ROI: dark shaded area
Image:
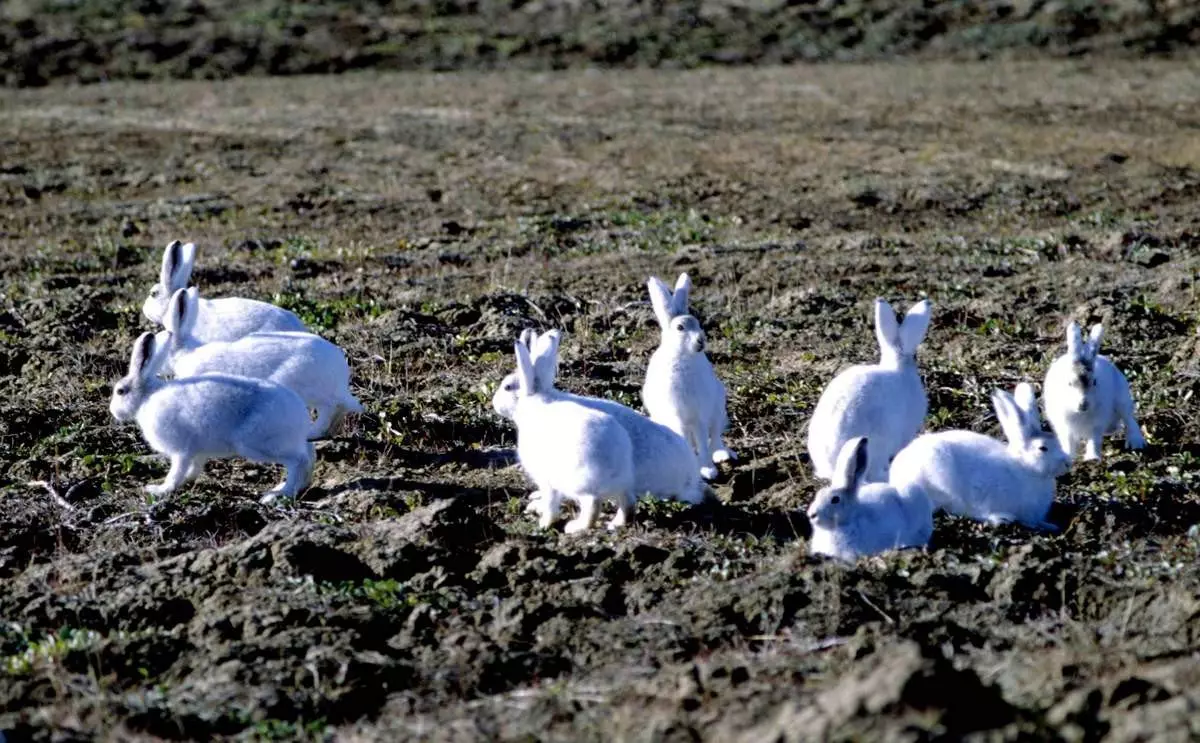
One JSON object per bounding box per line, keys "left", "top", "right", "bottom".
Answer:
{"left": 2, "top": 0, "right": 1199, "bottom": 88}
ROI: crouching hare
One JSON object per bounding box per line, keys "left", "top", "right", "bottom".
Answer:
{"left": 110, "top": 332, "right": 316, "bottom": 505}
{"left": 806, "top": 437, "right": 934, "bottom": 562}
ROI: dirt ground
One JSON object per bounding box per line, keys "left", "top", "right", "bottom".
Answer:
{"left": 1, "top": 59, "right": 1200, "bottom": 741}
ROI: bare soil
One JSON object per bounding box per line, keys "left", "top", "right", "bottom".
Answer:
{"left": 1, "top": 59, "right": 1200, "bottom": 741}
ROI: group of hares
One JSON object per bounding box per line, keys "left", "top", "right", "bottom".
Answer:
{"left": 110, "top": 240, "right": 1146, "bottom": 561}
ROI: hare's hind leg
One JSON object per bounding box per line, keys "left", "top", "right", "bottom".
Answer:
{"left": 692, "top": 425, "right": 718, "bottom": 481}
{"left": 261, "top": 450, "right": 313, "bottom": 505}
{"left": 1118, "top": 391, "right": 1146, "bottom": 450}
{"left": 526, "top": 490, "right": 562, "bottom": 529}
{"left": 311, "top": 403, "right": 337, "bottom": 438}
{"left": 607, "top": 490, "right": 636, "bottom": 530}
{"left": 710, "top": 414, "right": 735, "bottom": 465}
{"left": 184, "top": 456, "right": 208, "bottom": 481}
{"left": 564, "top": 495, "right": 598, "bottom": 534}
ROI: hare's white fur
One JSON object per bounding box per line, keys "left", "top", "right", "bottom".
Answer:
{"left": 494, "top": 332, "right": 636, "bottom": 534}
{"left": 641, "top": 273, "right": 734, "bottom": 480}
{"left": 806, "top": 437, "right": 933, "bottom": 562}
{"left": 143, "top": 240, "right": 306, "bottom": 343}
{"left": 889, "top": 383, "right": 1071, "bottom": 532}
{"left": 110, "top": 332, "right": 315, "bottom": 504}
{"left": 807, "top": 298, "right": 932, "bottom": 483}
{"left": 494, "top": 329, "right": 707, "bottom": 524}
{"left": 1043, "top": 321, "right": 1145, "bottom": 461}
{"left": 161, "top": 288, "right": 362, "bottom": 437}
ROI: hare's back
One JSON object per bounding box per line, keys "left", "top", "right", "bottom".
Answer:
{"left": 138, "top": 375, "right": 307, "bottom": 451}
{"left": 194, "top": 298, "right": 304, "bottom": 342}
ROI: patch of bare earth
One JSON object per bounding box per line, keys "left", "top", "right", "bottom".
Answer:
{"left": 1, "top": 60, "right": 1199, "bottom": 740}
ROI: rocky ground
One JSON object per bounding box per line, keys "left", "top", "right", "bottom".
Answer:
{"left": 1, "top": 58, "right": 1200, "bottom": 740}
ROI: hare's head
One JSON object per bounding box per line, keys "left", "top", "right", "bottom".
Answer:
{"left": 1062, "top": 321, "right": 1103, "bottom": 413}
{"left": 808, "top": 437, "right": 869, "bottom": 530}
{"left": 993, "top": 383, "right": 1072, "bottom": 478}
{"left": 143, "top": 240, "right": 196, "bottom": 324}
{"left": 648, "top": 273, "right": 707, "bottom": 355}
{"left": 664, "top": 314, "right": 707, "bottom": 355}
{"left": 110, "top": 332, "right": 160, "bottom": 422}
{"left": 492, "top": 328, "right": 561, "bottom": 418}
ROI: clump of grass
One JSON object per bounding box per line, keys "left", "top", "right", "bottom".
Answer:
{"left": 250, "top": 717, "right": 329, "bottom": 742}
{"left": 272, "top": 291, "right": 385, "bottom": 332}
{"left": 4, "top": 627, "right": 103, "bottom": 675}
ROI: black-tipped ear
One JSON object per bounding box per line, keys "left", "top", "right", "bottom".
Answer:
{"left": 161, "top": 240, "right": 183, "bottom": 285}
{"left": 174, "top": 289, "right": 188, "bottom": 329}
{"left": 851, "top": 437, "right": 869, "bottom": 483}
{"left": 132, "top": 331, "right": 157, "bottom": 375}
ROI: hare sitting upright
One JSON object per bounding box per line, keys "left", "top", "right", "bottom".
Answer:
{"left": 642, "top": 273, "right": 735, "bottom": 480}
{"left": 807, "top": 298, "right": 932, "bottom": 483}
{"left": 1043, "top": 321, "right": 1145, "bottom": 461}
{"left": 493, "top": 328, "right": 708, "bottom": 527}
{"left": 494, "top": 332, "right": 637, "bottom": 534}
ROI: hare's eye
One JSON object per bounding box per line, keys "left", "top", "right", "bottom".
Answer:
{"left": 150, "top": 287, "right": 160, "bottom": 297}
{"left": 830, "top": 495, "right": 841, "bottom": 504}
{"left": 504, "top": 382, "right": 517, "bottom": 392}
{"left": 676, "top": 324, "right": 686, "bottom": 333}
{"left": 1038, "top": 444, "right": 1048, "bottom": 452}
{"left": 115, "top": 387, "right": 127, "bottom": 396}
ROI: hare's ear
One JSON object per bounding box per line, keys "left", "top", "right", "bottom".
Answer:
{"left": 160, "top": 241, "right": 196, "bottom": 292}
{"left": 129, "top": 331, "right": 158, "bottom": 377}
{"left": 163, "top": 288, "right": 190, "bottom": 336}
{"left": 898, "top": 300, "right": 932, "bottom": 355}
{"left": 832, "top": 437, "right": 869, "bottom": 491}
{"left": 532, "top": 329, "right": 562, "bottom": 391}
{"left": 1065, "top": 321, "right": 1083, "bottom": 357}
{"left": 160, "top": 240, "right": 184, "bottom": 287}
{"left": 670, "top": 273, "right": 692, "bottom": 317}
{"left": 519, "top": 328, "right": 538, "bottom": 351}
{"left": 991, "top": 389, "right": 1026, "bottom": 445}
{"left": 168, "top": 241, "right": 196, "bottom": 290}
{"left": 181, "top": 287, "right": 201, "bottom": 336}
{"left": 874, "top": 298, "right": 901, "bottom": 354}
{"left": 1086, "top": 324, "right": 1104, "bottom": 357}
{"left": 647, "top": 276, "right": 675, "bottom": 329}
{"left": 1012, "top": 382, "right": 1042, "bottom": 435}
{"left": 514, "top": 341, "right": 535, "bottom": 396}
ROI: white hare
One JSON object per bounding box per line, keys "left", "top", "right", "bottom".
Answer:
{"left": 1043, "top": 321, "right": 1145, "bottom": 461}
{"left": 143, "top": 240, "right": 306, "bottom": 343}
{"left": 807, "top": 298, "right": 932, "bottom": 483}
{"left": 889, "top": 383, "right": 1071, "bottom": 532}
{"left": 642, "top": 273, "right": 734, "bottom": 480}
{"left": 806, "top": 437, "right": 934, "bottom": 562}
{"left": 159, "top": 288, "right": 362, "bottom": 437}
{"left": 493, "top": 328, "right": 707, "bottom": 526}
{"left": 494, "top": 333, "right": 636, "bottom": 534}
{"left": 109, "top": 332, "right": 316, "bottom": 504}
